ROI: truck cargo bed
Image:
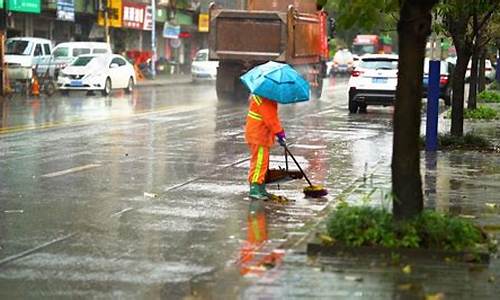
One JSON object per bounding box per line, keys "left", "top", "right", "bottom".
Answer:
{"left": 209, "top": 7, "right": 322, "bottom": 65}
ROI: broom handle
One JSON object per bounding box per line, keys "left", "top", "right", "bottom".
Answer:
{"left": 284, "top": 146, "right": 313, "bottom": 187}
{"left": 285, "top": 148, "right": 289, "bottom": 171}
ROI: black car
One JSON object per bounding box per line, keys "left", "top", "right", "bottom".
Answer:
{"left": 422, "top": 58, "right": 454, "bottom": 106}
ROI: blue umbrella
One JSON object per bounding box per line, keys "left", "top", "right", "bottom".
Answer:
{"left": 240, "top": 61, "right": 310, "bottom": 104}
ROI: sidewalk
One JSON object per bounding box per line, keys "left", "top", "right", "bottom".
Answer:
{"left": 135, "top": 74, "right": 192, "bottom": 87}
{"left": 242, "top": 118, "right": 500, "bottom": 299}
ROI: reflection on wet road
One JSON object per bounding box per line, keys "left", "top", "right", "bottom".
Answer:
{"left": 2, "top": 78, "right": 487, "bottom": 298}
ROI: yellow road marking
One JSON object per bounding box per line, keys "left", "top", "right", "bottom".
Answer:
{"left": 0, "top": 104, "right": 209, "bottom": 135}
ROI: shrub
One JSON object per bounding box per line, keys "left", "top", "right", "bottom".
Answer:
{"left": 326, "top": 205, "right": 491, "bottom": 253}
{"left": 463, "top": 106, "right": 497, "bottom": 120}
{"left": 478, "top": 90, "right": 500, "bottom": 103}
{"left": 421, "top": 133, "right": 493, "bottom": 151}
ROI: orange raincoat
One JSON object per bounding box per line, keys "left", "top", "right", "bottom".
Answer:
{"left": 245, "top": 95, "right": 283, "bottom": 184}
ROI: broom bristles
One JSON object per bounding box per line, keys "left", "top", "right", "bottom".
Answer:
{"left": 303, "top": 185, "right": 328, "bottom": 198}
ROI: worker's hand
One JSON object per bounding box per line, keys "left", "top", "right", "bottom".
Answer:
{"left": 276, "top": 130, "right": 286, "bottom": 147}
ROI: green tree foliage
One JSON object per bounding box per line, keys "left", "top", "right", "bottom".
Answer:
{"left": 435, "top": 0, "right": 499, "bottom": 136}
{"left": 324, "top": 0, "right": 438, "bottom": 220}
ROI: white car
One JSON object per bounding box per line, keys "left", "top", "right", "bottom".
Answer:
{"left": 191, "top": 49, "right": 218, "bottom": 82}
{"left": 330, "top": 49, "right": 355, "bottom": 76}
{"left": 347, "top": 54, "right": 399, "bottom": 113}
{"left": 58, "top": 54, "right": 136, "bottom": 96}
{"left": 466, "top": 59, "right": 496, "bottom": 83}
{"left": 5, "top": 37, "right": 52, "bottom": 81}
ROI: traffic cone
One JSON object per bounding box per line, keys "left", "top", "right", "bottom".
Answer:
{"left": 32, "top": 77, "right": 40, "bottom": 96}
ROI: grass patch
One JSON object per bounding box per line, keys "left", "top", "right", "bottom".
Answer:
{"left": 420, "top": 133, "right": 494, "bottom": 151}
{"left": 445, "top": 105, "right": 498, "bottom": 120}
{"left": 478, "top": 90, "right": 500, "bottom": 103}
{"left": 326, "top": 204, "right": 495, "bottom": 254}
{"left": 464, "top": 106, "right": 498, "bottom": 119}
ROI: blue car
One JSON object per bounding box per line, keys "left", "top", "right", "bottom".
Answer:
{"left": 422, "top": 58, "right": 454, "bottom": 106}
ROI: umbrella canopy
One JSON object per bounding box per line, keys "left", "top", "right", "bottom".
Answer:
{"left": 240, "top": 61, "right": 310, "bottom": 104}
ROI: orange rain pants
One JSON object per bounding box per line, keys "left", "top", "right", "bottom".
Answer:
{"left": 245, "top": 95, "right": 283, "bottom": 184}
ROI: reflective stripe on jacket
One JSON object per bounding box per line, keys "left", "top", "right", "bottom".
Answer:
{"left": 245, "top": 95, "right": 283, "bottom": 147}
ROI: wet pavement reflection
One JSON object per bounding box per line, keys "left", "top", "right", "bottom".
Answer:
{"left": 1, "top": 78, "right": 499, "bottom": 298}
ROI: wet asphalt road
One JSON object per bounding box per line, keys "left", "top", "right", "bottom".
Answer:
{"left": 0, "top": 78, "right": 432, "bottom": 298}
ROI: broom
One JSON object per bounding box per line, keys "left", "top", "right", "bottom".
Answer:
{"left": 283, "top": 145, "right": 328, "bottom": 198}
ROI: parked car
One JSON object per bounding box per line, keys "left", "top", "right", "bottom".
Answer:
{"left": 191, "top": 49, "right": 218, "bottom": 82}
{"left": 58, "top": 54, "right": 135, "bottom": 96}
{"left": 5, "top": 37, "right": 52, "bottom": 81}
{"left": 352, "top": 54, "right": 361, "bottom": 69}
{"left": 422, "top": 58, "right": 454, "bottom": 106}
{"left": 347, "top": 54, "right": 399, "bottom": 113}
{"left": 330, "top": 49, "right": 354, "bottom": 76}
{"left": 466, "top": 59, "right": 496, "bottom": 83}
{"left": 49, "top": 42, "right": 112, "bottom": 77}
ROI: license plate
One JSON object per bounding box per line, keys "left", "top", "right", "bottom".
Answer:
{"left": 70, "top": 80, "right": 82, "bottom": 86}
{"left": 372, "top": 77, "right": 388, "bottom": 84}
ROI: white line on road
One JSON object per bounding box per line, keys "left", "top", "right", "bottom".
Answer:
{"left": 41, "top": 164, "right": 101, "bottom": 178}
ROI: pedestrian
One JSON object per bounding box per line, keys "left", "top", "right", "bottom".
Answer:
{"left": 245, "top": 94, "right": 286, "bottom": 200}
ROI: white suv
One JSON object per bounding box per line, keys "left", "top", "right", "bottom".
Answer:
{"left": 347, "top": 54, "right": 399, "bottom": 113}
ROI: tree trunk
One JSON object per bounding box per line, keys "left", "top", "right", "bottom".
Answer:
{"left": 392, "top": 0, "right": 436, "bottom": 220}
{"left": 451, "top": 48, "right": 470, "bottom": 137}
{"left": 478, "top": 49, "right": 486, "bottom": 92}
{"left": 468, "top": 48, "right": 479, "bottom": 109}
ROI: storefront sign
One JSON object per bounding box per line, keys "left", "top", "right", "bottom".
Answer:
{"left": 57, "top": 0, "right": 75, "bottom": 22}
{"left": 143, "top": 5, "right": 153, "bottom": 31}
{"left": 97, "top": 0, "right": 122, "bottom": 28}
{"left": 163, "top": 22, "right": 180, "bottom": 39}
{"left": 198, "top": 13, "right": 209, "bottom": 32}
{"left": 7, "top": 0, "right": 41, "bottom": 13}
{"left": 122, "top": 1, "right": 145, "bottom": 29}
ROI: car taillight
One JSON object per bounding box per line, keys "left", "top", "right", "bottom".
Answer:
{"left": 486, "top": 68, "right": 492, "bottom": 71}
{"left": 351, "top": 70, "right": 363, "bottom": 77}
{"left": 439, "top": 75, "right": 448, "bottom": 85}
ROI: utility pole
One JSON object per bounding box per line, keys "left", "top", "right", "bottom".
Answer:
{"left": 104, "top": 0, "right": 110, "bottom": 44}
{"left": 0, "top": 1, "right": 6, "bottom": 97}
{"left": 151, "top": 0, "right": 156, "bottom": 79}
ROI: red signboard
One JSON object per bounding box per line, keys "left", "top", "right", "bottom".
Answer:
{"left": 122, "top": 1, "right": 146, "bottom": 29}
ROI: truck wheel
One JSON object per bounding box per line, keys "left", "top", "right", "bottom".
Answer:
{"left": 216, "top": 63, "right": 237, "bottom": 101}
{"left": 311, "top": 78, "right": 323, "bottom": 99}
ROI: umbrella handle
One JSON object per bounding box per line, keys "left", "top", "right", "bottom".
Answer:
{"left": 284, "top": 145, "right": 313, "bottom": 187}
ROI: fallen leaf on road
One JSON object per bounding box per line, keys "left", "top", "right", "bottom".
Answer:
{"left": 144, "top": 192, "right": 158, "bottom": 198}
{"left": 485, "top": 203, "right": 497, "bottom": 208}
{"left": 402, "top": 265, "right": 412, "bottom": 274}
{"left": 488, "top": 275, "right": 495, "bottom": 283}
{"left": 397, "top": 283, "right": 414, "bottom": 291}
{"left": 425, "top": 292, "right": 445, "bottom": 300}
{"left": 319, "top": 234, "right": 335, "bottom": 246}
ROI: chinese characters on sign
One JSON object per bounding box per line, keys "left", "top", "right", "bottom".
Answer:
{"left": 122, "top": 2, "right": 145, "bottom": 29}
{"left": 97, "top": 0, "right": 123, "bottom": 28}
{"left": 122, "top": 2, "right": 152, "bottom": 31}
{"left": 57, "top": 0, "right": 75, "bottom": 22}
{"left": 7, "top": 0, "right": 41, "bottom": 13}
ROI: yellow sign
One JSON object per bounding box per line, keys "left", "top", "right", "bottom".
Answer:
{"left": 97, "top": 0, "right": 123, "bottom": 28}
{"left": 198, "top": 13, "right": 209, "bottom": 32}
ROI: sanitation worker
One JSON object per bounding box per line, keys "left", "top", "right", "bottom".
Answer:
{"left": 245, "top": 94, "right": 286, "bottom": 200}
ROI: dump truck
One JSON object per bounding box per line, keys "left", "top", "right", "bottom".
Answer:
{"left": 208, "top": 0, "right": 330, "bottom": 101}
